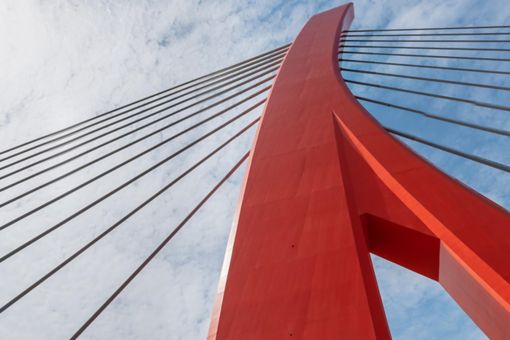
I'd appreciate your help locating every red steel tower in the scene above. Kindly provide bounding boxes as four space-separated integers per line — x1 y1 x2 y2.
208 3 510 339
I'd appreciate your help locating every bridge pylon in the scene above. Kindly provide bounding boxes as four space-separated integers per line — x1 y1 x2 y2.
208 3 510 339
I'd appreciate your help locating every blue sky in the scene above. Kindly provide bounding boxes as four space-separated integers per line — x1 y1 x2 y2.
0 0 509 339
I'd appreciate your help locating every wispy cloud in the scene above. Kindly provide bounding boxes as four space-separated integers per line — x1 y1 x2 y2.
0 1 506 339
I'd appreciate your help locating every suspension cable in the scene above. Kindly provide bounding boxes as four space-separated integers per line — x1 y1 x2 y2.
343 24 510 33
340 38 510 43
0 69 277 180
0 86 269 206
344 78 510 112
356 96 510 137
338 50 510 62
341 67 510 92
0 70 274 181
0 80 271 196
0 43 289 156
69 150 250 339
0 123 255 315
342 32 510 37
0 57 281 170
338 58 510 76
0 100 261 259
338 44 510 52
387 127 510 173
0 49 285 164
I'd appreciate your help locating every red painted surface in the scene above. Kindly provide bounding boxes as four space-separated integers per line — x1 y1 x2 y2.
209 3 510 339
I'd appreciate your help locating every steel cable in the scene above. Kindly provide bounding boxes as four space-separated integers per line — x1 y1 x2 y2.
343 24 510 33
0 82 271 197
338 44 510 52
0 122 255 315
338 50 510 62
338 57 510 76
341 67 510 92
0 58 281 171
340 38 510 43
0 100 263 259
344 78 510 112
0 43 288 156
69 150 250 339
342 32 510 37
387 127 510 173
356 96 510 137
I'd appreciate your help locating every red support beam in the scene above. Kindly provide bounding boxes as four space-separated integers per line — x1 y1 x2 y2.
209 3 510 338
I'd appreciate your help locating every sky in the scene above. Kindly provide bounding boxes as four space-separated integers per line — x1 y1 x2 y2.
0 0 509 339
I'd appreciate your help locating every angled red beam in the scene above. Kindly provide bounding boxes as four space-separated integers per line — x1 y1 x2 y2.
209 3 510 339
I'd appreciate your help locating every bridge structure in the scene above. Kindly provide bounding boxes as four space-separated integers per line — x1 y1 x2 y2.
1 2 510 339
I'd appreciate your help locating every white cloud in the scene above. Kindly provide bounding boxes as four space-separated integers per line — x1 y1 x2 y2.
0 0 506 339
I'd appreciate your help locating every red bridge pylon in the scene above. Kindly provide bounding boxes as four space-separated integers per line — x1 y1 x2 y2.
209 3 510 338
